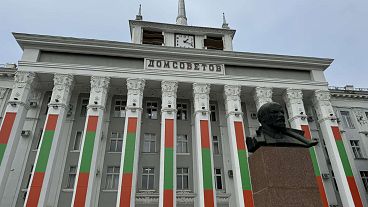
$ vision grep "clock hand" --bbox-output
[183,39,189,43]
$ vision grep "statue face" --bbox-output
[259,103,286,129]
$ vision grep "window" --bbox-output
[25,165,33,188]
[350,140,364,159]
[142,167,155,190]
[80,98,89,116]
[73,131,83,151]
[210,104,217,122]
[331,171,339,192]
[214,168,223,190]
[142,30,164,45]
[204,36,224,50]
[67,166,77,189]
[44,96,51,115]
[105,166,120,190]
[146,101,158,119]
[113,99,126,117]
[109,132,123,152]
[177,168,189,190]
[177,135,188,154]
[213,136,220,155]
[177,103,188,120]
[360,171,368,192]
[340,111,354,128]
[143,133,156,153]
[35,129,43,150]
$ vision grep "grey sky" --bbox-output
[1,0,367,87]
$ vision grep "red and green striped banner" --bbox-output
[163,119,174,206]
[0,112,16,164]
[26,114,59,207]
[234,121,254,207]
[73,115,98,207]
[119,117,137,206]
[301,125,329,207]
[200,120,215,207]
[331,126,363,207]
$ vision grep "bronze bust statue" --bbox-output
[246,102,318,153]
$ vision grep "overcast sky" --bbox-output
[1,0,367,87]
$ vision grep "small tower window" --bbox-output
[204,36,223,50]
[142,30,164,45]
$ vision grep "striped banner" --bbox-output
[301,125,329,207]
[163,119,174,206]
[26,114,59,207]
[200,120,215,207]
[234,122,254,207]
[331,126,363,207]
[73,115,98,207]
[119,117,138,206]
[0,112,16,164]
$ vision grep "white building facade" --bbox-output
[0,1,367,206]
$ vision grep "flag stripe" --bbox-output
[73,173,89,207]
[119,173,133,206]
[204,189,215,207]
[26,172,45,207]
[347,176,363,207]
[243,190,255,207]
[164,148,174,189]
[0,112,16,164]
[163,189,174,207]
[316,176,329,207]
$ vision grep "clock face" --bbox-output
[175,34,195,48]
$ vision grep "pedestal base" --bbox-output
[249,147,322,207]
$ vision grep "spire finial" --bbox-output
[136,4,143,20]
[176,0,188,25]
[222,13,230,29]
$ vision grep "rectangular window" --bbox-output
[177,103,188,120]
[360,171,368,192]
[213,136,220,155]
[142,167,155,190]
[25,165,33,188]
[142,30,164,45]
[113,99,126,117]
[80,98,89,116]
[67,166,77,189]
[340,111,355,128]
[143,133,156,153]
[204,36,224,50]
[73,131,83,151]
[146,101,158,120]
[214,168,223,190]
[210,104,217,122]
[177,168,189,190]
[177,134,188,154]
[109,132,123,152]
[105,166,120,189]
[35,129,43,150]
[350,140,364,159]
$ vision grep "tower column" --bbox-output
[159,81,178,207]
[283,89,329,207]
[224,85,254,207]
[313,90,363,207]
[117,78,145,207]
[253,87,272,110]
[25,74,74,207]
[0,71,35,201]
[72,76,110,207]
[192,83,216,207]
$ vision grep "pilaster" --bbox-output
[192,83,216,207]
[313,90,363,207]
[117,78,145,207]
[253,87,272,110]
[72,76,110,207]
[223,85,254,207]
[283,89,329,207]
[159,81,178,207]
[0,71,35,202]
[25,74,74,207]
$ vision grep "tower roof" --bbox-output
[176,0,188,25]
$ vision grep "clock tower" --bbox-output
[129,0,236,51]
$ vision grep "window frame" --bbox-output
[177,134,189,154]
[141,167,155,190]
[177,167,189,190]
[214,168,224,190]
[210,104,217,122]
[146,101,159,120]
[143,133,156,153]
[72,131,83,151]
[360,171,368,192]
[66,165,77,189]
[109,132,124,153]
[80,98,89,117]
[212,136,221,155]
[340,111,355,129]
[113,99,127,118]
[105,166,120,190]
[177,103,188,120]
[350,140,365,159]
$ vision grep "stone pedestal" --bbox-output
[249,147,322,207]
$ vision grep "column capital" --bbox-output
[8,71,36,108]
[284,88,303,100]
[161,81,178,98]
[224,85,241,97]
[127,78,145,94]
[313,90,331,102]
[91,76,110,92]
[193,83,210,114]
[87,76,110,110]
[253,87,272,110]
[0,88,7,99]
[224,85,243,116]
[14,71,35,87]
[48,74,74,109]
[193,83,210,95]
[313,90,336,123]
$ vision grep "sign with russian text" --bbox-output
[144,58,225,75]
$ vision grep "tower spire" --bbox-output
[176,0,188,25]
[135,4,142,20]
[222,13,230,29]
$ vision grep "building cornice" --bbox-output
[13,33,333,71]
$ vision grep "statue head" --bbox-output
[257,102,286,129]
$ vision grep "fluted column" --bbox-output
[253,87,272,110]
[313,90,363,207]
[224,85,254,207]
[283,89,329,207]
[0,71,35,201]
[72,76,110,207]
[24,74,74,207]
[117,78,145,207]
[192,83,216,207]
[159,81,178,207]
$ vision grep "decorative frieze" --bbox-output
[48,74,74,108]
[87,76,110,110]
[126,78,145,112]
[253,87,272,110]
[283,89,307,122]
[8,71,35,107]
[313,90,336,122]
[161,80,178,113]
[224,85,242,116]
[193,83,210,113]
